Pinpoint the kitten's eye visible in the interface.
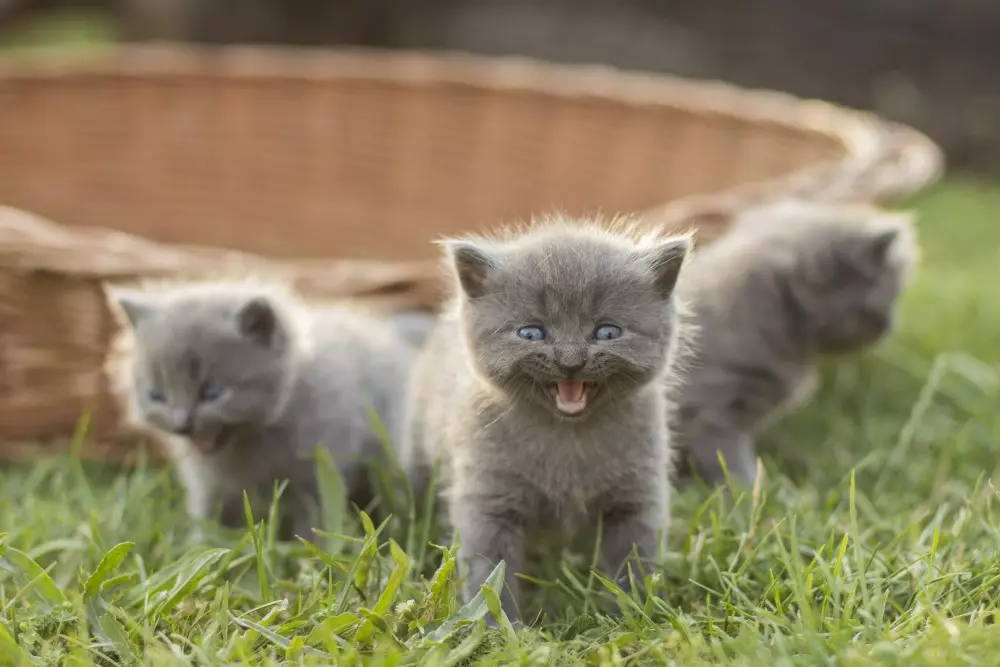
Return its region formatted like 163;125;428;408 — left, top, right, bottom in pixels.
516;326;546;341
594;324;623;341
199;384;224;401
147;388;166;403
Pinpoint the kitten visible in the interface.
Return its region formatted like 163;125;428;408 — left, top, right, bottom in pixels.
105;280;413;539
402;216;692;621
671;200;919;487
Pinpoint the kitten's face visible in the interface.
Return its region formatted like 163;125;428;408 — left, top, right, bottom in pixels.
802;219;916;352
447;227;690;420
112;290;294;454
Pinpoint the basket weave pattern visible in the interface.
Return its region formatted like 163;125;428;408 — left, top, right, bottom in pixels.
0;46;942;460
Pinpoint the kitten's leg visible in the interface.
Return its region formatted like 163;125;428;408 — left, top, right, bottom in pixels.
283;494;317;542
341;461;374;513
290;512;315;541
185;479;213;522
600;494;668;588
406;461;433;511
219;493;249;529
683;424;757;488
174;457;216;543
451;497;526;625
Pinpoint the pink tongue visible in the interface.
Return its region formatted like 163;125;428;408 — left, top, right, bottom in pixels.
192;435;222;455
555;381;587;413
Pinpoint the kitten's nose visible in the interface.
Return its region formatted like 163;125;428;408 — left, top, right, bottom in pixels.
554;347;586;375
170;408;195;435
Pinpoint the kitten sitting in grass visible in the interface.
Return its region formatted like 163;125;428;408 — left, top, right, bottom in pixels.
402;216;692;622
105;280;413;540
671;200;919;488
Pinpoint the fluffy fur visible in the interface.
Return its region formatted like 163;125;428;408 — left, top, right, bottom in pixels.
104;279;413;539
402;216;692;621
385;308;439;349
671;200;920;487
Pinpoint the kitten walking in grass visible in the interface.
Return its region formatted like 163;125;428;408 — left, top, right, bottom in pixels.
671;200;919;488
105;280;413;540
402;216;692;622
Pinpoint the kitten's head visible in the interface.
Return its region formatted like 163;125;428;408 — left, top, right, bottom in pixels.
781;205;919;353
443;217;691;420
106;281;305;455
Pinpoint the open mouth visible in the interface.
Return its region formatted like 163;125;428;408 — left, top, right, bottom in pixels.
190;430;231;455
549;380;594;416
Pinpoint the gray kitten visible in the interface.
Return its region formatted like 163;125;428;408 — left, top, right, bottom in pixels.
402;217;692;621
671;200;919;487
105;281;413;539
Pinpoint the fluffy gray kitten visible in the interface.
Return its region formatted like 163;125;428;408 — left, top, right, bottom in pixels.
671;200;919;487
402;217;692;621
105;281;412;539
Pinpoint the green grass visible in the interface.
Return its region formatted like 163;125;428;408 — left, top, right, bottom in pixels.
0;9;116;50
0;176;999;664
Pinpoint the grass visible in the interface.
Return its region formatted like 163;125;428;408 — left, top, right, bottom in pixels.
0;177;998;665
2;12;1000;663
0;9;116;50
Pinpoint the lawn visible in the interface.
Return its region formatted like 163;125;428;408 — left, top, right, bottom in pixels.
3;13;1000;665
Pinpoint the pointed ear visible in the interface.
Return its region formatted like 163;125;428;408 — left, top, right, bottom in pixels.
870;228;900;263
443;239;498;299
641;234;692;298
106;287;157;328
236;296;278;346
869;211;914;264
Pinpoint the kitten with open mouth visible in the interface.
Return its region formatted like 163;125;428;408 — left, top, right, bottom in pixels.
105;280;414;540
402;216;693;623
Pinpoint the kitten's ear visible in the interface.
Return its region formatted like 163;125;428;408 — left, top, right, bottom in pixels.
869;211;915;264
442;239;498;299
236;296;278;346
106;287;157;328
870;229;900;263
641;234;693;298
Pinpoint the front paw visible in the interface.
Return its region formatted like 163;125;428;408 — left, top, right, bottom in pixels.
599;510;664;584
456;523;525;623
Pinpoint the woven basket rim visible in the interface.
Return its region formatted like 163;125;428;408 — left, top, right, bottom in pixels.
0;44;944;274
0;44;928;150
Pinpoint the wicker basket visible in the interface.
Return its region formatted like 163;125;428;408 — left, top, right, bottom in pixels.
0;45;942;462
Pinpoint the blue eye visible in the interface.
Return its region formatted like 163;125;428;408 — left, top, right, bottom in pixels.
147;388;166;403
594;324;623;341
516;326;546;341
199;384;223;401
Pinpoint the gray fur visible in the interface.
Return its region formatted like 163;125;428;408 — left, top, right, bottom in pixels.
385;308;439;349
671;201;919;487
108;281;413;539
402;217;692;621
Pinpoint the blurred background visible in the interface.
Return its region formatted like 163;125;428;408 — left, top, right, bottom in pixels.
1;0;996;170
